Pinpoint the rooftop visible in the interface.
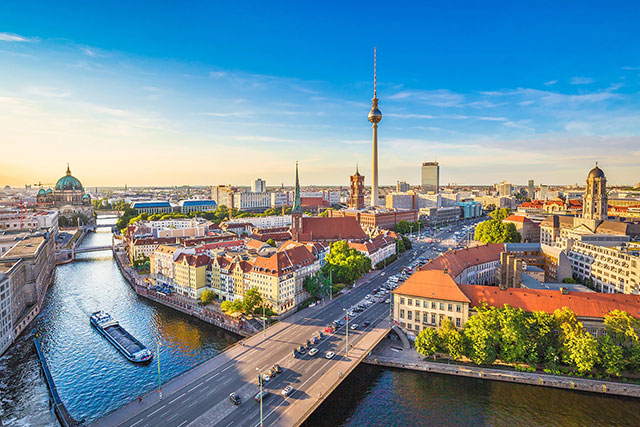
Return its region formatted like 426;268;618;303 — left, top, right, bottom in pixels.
394;270;471;303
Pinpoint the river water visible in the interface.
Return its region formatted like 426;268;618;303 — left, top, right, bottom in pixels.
2;217;640;426
0;217;239;426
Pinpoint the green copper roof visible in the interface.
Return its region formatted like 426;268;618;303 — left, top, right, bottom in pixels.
292;161;301;213
55;164;84;192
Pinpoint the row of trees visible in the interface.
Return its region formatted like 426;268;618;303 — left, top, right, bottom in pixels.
474;208;521;244
415;305;640;377
394;220;424;235
217;287;266;315
91;199;130;211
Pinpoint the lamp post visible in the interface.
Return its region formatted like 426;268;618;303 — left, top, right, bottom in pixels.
157;340;162;400
262;304;266;339
343;308;349;357
256;367;263;427
389;293;393;329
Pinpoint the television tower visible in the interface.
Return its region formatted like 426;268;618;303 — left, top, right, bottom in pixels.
368;47;382;207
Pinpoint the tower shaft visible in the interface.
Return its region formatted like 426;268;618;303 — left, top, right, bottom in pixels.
371;123;379;207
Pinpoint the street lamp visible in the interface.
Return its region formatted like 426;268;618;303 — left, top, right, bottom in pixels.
343;308;349;357
255;367;264;426
157;340;162;400
389;294;393;329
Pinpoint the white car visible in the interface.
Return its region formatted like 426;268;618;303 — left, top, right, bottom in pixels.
263;374;271;382
308;348;319;356
326;351;335;359
350;324;358;330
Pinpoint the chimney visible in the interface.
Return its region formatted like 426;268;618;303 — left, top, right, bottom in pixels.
443;268;448;275
560;287;569;295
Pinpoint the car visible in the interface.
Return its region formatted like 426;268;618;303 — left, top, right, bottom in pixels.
385;299;390;304
293;348;299;358
282;385;294;396
308;348;319;356
380;272;385;276
363;321;371;327
273;364;282;374
309;302;316;307
325;325;335;333
350;324;358;330
326;351;335;359
298;345;306;354
267;368;276;378
254;390;270;402
229;392;241;405
263;374;271;382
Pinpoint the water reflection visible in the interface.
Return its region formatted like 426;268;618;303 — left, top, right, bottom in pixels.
0;217;239;425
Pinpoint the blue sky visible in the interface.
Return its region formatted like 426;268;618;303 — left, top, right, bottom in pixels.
1;1;639;187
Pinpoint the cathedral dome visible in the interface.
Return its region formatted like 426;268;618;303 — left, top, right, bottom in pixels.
55;164;84;192
37;188;46;195
588;164;605;179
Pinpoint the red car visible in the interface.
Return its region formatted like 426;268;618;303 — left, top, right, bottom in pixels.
324;325;335;333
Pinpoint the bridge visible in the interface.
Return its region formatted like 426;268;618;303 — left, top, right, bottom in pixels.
92;245;421;427
58;245;113;255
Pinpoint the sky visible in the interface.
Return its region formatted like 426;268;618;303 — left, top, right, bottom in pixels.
1;1;639;188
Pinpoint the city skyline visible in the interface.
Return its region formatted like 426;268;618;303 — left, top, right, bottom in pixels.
1;1;639;187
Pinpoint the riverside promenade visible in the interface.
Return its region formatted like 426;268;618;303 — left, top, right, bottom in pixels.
113;249;257;337
364;338;640;398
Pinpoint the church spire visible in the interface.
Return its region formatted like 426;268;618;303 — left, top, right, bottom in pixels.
292;161;302;213
66;163;71;175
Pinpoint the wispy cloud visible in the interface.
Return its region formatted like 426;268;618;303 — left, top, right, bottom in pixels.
387;89;464;107
233;135;297;143
544;80;558;86
0;32;33;42
570;76;595;85
387;113;506;122
622;66;640;70
25;86;72;98
203;112;253;117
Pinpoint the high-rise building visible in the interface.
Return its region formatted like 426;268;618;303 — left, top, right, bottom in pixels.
368;48;382;207
396;181;410;192
528;179;535;199
496;181;513;197
349;167;365;210
251;178;266;193
421;162;439;194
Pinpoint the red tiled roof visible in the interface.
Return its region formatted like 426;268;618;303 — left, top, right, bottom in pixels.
459;284;640;319
394;270;471;303
504;215;532;223
252;245;316;277
175;253;209;267
300;196;328;207
296;217;367;241
245;238;268;250
419;244;504;278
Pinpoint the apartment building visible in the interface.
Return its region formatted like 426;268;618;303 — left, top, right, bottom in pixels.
173;254;208;299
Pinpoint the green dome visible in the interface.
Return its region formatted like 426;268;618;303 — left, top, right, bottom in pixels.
38;188;47;195
45;188;53;194
55;164;84;192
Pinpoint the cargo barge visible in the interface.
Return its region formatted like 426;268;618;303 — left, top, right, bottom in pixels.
90;311;153;363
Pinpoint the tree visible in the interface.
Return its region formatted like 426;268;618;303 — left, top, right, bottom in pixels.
496;305;530;363
554;308;599;373
265;238;276;247
221;299;244;314
303;274;322;299
527;311;559;365
200;289;216;305
415;327;440;358
474;216;521;244
438;317;464;361
322;241;372;285
598;334;626;376
462;304;500;365
243;287;263;314
604;310;640;371
489;208;512;221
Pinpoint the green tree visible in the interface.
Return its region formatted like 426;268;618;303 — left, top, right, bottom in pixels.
243;287;263;314
439;317;464;361
604;310;640;371
463;304;500;365
200;289;216;305
265;238;276;247
496;305;530;363
489;208;512;221
527;311;560;364
322;241;372;285
221;299;244;314
303;274;322;299
474;217;521;244
415;327;440;358
598;334;626;376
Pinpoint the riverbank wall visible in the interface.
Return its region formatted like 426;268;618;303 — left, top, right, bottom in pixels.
112;249;255;337
363;354;640;398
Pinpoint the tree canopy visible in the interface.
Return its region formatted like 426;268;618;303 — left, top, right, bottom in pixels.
474;208;521;243
322;241;371;285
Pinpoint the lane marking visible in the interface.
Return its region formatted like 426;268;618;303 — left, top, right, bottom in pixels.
146;404;166;418
130;419;144;427
169;392;186;403
178;422;188;427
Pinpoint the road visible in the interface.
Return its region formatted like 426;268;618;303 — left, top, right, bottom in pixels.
97;223;472;427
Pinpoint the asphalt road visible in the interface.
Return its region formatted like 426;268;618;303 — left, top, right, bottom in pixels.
109;224;469;427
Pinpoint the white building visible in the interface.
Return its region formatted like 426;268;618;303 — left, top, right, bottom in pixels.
233;192;271;211
252;179;267;193
271;191;292;208
0;273;13;355
225;215;292;229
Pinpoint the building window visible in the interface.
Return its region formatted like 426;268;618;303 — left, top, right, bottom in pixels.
408;299;412;306
407;311;412;320
423;313;428;323
456;305;461;313
431;314;436;324
448;304;453;312
439;302;444;310
456;318;461;327
400;297;405;304
406;323;412;330
431;302;436;309
400;310;404;319
423;301;428;308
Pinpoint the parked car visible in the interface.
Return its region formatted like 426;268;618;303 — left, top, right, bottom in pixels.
293;348;299;358
254;390;270;402
273;364;282;374
326;351;335;359
363;321;371;327
229;392;241;405
298;345;306;354
350;324;358;330
308;348;319;356
325;325;335;333
263;374;271;382
282;385;294;397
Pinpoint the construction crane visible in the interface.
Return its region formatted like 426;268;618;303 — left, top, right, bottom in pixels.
33;181;55;188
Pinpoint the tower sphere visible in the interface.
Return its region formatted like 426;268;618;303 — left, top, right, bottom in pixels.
368;102;382;123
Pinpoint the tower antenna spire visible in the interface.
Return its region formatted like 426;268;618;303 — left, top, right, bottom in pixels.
374;46;377;98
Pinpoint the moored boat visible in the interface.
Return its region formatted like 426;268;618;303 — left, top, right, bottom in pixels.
90;311;153;363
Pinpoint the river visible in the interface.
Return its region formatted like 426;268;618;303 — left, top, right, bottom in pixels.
1;217;640;426
0;217;239;426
